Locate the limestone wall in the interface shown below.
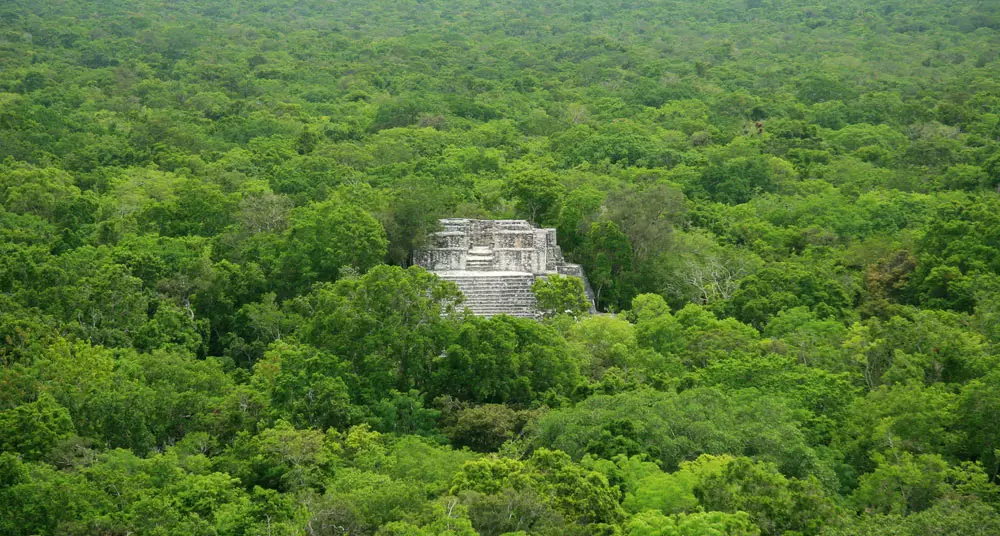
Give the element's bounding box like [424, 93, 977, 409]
[414, 247, 466, 271]
[493, 248, 537, 273]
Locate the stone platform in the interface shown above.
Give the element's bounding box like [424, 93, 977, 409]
[435, 271, 538, 318]
[414, 219, 595, 317]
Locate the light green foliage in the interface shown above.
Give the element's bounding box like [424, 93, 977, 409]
[319, 468, 428, 532]
[532, 274, 591, 318]
[562, 122, 673, 168]
[826, 123, 909, 166]
[387, 436, 478, 495]
[0, 449, 306, 535]
[633, 302, 761, 368]
[135, 302, 207, 354]
[566, 315, 639, 378]
[0, 453, 108, 535]
[763, 306, 849, 370]
[629, 294, 672, 323]
[625, 510, 759, 536]
[849, 452, 987, 516]
[252, 341, 357, 430]
[956, 368, 1000, 482]
[0, 393, 74, 460]
[696, 457, 839, 536]
[693, 353, 858, 444]
[450, 449, 625, 533]
[0, 164, 81, 221]
[624, 455, 733, 515]
[346, 434, 532, 533]
[217, 420, 337, 492]
[376, 498, 479, 536]
[827, 499, 1000, 536]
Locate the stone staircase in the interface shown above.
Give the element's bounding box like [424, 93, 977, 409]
[437, 272, 538, 318]
[465, 246, 494, 271]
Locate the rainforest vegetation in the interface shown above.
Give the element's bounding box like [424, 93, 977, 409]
[2, 0, 1000, 533]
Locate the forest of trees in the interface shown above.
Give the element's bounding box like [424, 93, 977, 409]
[2, 0, 1000, 533]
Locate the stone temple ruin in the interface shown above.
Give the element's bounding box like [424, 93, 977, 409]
[414, 219, 596, 318]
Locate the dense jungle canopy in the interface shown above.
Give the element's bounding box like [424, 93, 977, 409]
[2, 0, 1000, 534]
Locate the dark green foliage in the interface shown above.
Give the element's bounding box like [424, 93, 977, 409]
[698, 156, 777, 205]
[433, 315, 579, 404]
[578, 220, 635, 311]
[503, 169, 565, 225]
[273, 199, 388, 296]
[442, 403, 536, 452]
[534, 388, 831, 481]
[298, 265, 465, 402]
[722, 262, 855, 329]
[0, 394, 74, 461]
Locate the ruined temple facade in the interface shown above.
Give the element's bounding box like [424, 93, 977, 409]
[414, 219, 595, 317]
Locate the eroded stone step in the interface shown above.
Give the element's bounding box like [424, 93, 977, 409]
[462, 298, 535, 302]
[450, 282, 534, 287]
[441, 276, 534, 280]
[466, 311, 538, 317]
